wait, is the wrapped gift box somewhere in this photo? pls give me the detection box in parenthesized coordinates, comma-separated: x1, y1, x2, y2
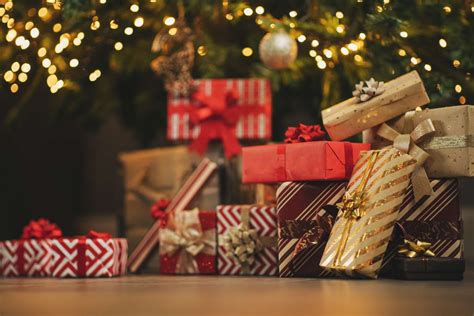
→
(49, 236, 128, 278)
(322, 71, 430, 141)
(167, 79, 272, 141)
(242, 142, 370, 183)
(392, 257, 465, 280)
(0, 239, 52, 277)
(159, 209, 216, 275)
(363, 105, 473, 177)
(320, 147, 417, 278)
(217, 205, 278, 276)
(277, 181, 346, 278)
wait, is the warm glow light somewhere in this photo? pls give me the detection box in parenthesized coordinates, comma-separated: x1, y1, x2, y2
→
(335, 11, 344, 19)
(134, 17, 144, 27)
(443, 6, 451, 13)
(336, 25, 344, 33)
(439, 38, 447, 48)
(453, 60, 461, 68)
(311, 40, 319, 47)
(18, 73, 27, 82)
(25, 21, 34, 30)
(53, 23, 62, 32)
(4, 1, 13, 11)
(398, 49, 406, 56)
(73, 38, 81, 46)
(197, 45, 207, 56)
(91, 20, 100, 30)
(317, 60, 327, 69)
(42, 58, 52, 68)
(410, 57, 419, 65)
(114, 42, 123, 51)
(347, 43, 358, 51)
(255, 6, 264, 15)
(459, 96, 466, 104)
(20, 39, 30, 50)
(297, 35, 306, 43)
(315, 55, 323, 62)
(130, 4, 139, 12)
(30, 27, 40, 38)
(69, 59, 79, 68)
(341, 47, 349, 55)
(289, 10, 297, 18)
(164, 16, 175, 26)
(455, 84, 462, 93)
(110, 20, 119, 29)
(48, 65, 57, 74)
(77, 32, 85, 40)
(124, 27, 133, 35)
(359, 33, 366, 40)
(47, 74, 58, 87)
(400, 31, 408, 38)
(15, 36, 25, 46)
(424, 64, 432, 71)
(11, 62, 20, 72)
(21, 63, 31, 73)
(4, 70, 14, 82)
(6, 29, 16, 41)
(323, 49, 333, 58)
(242, 47, 253, 56)
(168, 27, 177, 35)
(243, 7, 253, 16)
(38, 47, 47, 57)
(38, 7, 48, 18)
(309, 50, 317, 57)
(354, 54, 363, 62)
(225, 13, 233, 20)
(11, 83, 19, 93)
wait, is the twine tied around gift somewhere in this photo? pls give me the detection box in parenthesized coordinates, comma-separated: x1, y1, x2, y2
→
(375, 111, 436, 201)
(220, 206, 277, 275)
(159, 208, 216, 274)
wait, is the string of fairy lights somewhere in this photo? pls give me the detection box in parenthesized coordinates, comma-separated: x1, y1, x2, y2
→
(0, 0, 472, 105)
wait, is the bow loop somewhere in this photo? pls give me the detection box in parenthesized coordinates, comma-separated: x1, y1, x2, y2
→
(398, 239, 436, 258)
(21, 218, 63, 240)
(336, 192, 367, 221)
(284, 124, 326, 143)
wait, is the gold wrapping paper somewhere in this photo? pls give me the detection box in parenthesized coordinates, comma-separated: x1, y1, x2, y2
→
(322, 71, 430, 141)
(320, 147, 417, 278)
(363, 105, 474, 177)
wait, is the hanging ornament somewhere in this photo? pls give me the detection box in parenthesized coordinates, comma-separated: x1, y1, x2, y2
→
(150, 15, 195, 95)
(259, 31, 298, 70)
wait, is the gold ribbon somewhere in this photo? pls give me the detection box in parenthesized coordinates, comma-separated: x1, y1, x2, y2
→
(336, 192, 367, 221)
(375, 111, 436, 201)
(219, 206, 276, 275)
(159, 208, 216, 274)
(398, 239, 436, 258)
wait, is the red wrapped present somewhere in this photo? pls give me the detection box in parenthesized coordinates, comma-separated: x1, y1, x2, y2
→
(277, 181, 344, 278)
(49, 231, 128, 278)
(0, 219, 62, 277)
(242, 141, 370, 183)
(217, 205, 278, 276)
(159, 208, 216, 274)
(167, 79, 272, 158)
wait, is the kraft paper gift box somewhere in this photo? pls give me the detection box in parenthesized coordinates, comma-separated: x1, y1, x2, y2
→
(242, 142, 370, 183)
(363, 105, 474, 177)
(277, 181, 346, 278)
(322, 71, 430, 141)
(320, 147, 418, 278)
(217, 205, 278, 276)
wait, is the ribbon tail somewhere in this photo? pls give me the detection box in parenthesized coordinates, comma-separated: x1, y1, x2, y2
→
(411, 166, 434, 202)
(189, 126, 212, 156)
(219, 123, 241, 158)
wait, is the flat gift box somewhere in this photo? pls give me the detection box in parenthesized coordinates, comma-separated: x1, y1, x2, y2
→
(167, 79, 272, 141)
(217, 205, 278, 276)
(322, 71, 430, 141)
(392, 257, 465, 280)
(277, 181, 346, 278)
(0, 239, 52, 277)
(363, 105, 473, 177)
(320, 147, 417, 278)
(49, 237, 128, 278)
(242, 141, 370, 183)
(159, 210, 217, 275)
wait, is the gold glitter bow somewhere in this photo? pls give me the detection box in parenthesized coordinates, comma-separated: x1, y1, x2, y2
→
(376, 111, 436, 201)
(336, 192, 367, 221)
(398, 239, 436, 258)
(159, 208, 216, 274)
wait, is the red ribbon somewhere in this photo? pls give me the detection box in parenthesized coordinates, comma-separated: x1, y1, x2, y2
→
(188, 88, 242, 158)
(21, 218, 62, 240)
(86, 230, 112, 239)
(150, 198, 171, 226)
(284, 124, 326, 144)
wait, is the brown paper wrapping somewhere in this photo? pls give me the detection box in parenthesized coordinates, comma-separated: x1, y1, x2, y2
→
(363, 105, 473, 177)
(320, 147, 417, 278)
(322, 71, 430, 141)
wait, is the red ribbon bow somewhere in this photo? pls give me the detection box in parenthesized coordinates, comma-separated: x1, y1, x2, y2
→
(151, 198, 171, 226)
(188, 88, 242, 158)
(21, 218, 63, 239)
(284, 124, 326, 143)
(86, 230, 112, 239)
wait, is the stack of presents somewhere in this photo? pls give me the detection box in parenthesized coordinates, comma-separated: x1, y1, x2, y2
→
(2, 73, 471, 279)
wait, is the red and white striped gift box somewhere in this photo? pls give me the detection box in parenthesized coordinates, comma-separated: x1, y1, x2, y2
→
(0, 239, 52, 277)
(49, 238, 127, 278)
(167, 79, 272, 141)
(217, 205, 278, 276)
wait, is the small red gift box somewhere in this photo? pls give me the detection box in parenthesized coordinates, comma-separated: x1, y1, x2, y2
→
(49, 232, 128, 278)
(159, 209, 217, 274)
(242, 141, 370, 183)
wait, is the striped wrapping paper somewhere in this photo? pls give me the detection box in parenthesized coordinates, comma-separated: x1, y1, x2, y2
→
(320, 147, 417, 278)
(128, 158, 218, 273)
(0, 239, 52, 277)
(217, 205, 278, 276)
(277, 181, 346, 278)
(167, 79, 272, 140)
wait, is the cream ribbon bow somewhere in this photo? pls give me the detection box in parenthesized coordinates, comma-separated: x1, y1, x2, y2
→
(159, 208, 216, 274)
(375, 111, 436, 201)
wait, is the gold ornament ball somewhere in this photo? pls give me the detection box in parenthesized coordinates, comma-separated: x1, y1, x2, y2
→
(259, 31, 298, 69)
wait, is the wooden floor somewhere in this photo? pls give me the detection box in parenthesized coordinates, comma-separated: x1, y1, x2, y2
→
(1, 271, 473, 316)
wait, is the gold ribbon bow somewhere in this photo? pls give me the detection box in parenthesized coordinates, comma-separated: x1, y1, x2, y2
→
(375, 111, 436, 201)
(336, 192, 367, 221)
(159, 208, 216, 274)
(398, 239, 436, 258)
(219, 206, 276, 275)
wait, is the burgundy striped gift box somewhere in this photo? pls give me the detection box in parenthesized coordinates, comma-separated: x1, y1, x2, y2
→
(277, 181, 346, 278)
(167, 79, 272, 141)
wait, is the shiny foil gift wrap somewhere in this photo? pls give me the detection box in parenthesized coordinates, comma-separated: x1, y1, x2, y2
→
(320, 147, 417, 278)
(322, 71, 430, 141)
(277, 181, 345, 278)
(363, 105, 474, 177)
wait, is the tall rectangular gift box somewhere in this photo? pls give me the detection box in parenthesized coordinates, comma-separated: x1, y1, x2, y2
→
(159, 209, 217, 275)
(217, 205, 278, 276)
(322, 71, 430, 141)
(363, 105, 473, 177)
(320, 147, 418, 278)
(277, 181, 346, 277)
